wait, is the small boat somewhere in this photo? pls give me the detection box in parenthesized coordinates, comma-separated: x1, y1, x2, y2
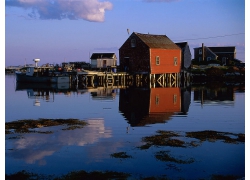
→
(15, 59, 70, 84)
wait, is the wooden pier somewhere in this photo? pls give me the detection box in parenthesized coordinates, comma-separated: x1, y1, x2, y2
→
(71, 70, 191, 89)
(73, 70, 129, 89)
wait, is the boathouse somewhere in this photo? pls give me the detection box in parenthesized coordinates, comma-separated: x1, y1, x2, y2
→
(119, 32, 181, 74)
(90, 53, 117, 70)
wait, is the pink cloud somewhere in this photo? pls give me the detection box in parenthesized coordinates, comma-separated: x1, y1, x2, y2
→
(5, 0, 113, 22)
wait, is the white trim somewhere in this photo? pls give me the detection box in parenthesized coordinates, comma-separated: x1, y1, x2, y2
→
(174, 57, 178, 66)
(131, 39, 136, 47)
(156, 56, 160, 65)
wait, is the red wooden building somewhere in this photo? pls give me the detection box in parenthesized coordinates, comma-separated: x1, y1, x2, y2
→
(119, 32, 182, 74)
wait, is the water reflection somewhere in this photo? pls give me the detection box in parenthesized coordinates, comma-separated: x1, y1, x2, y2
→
(16, 82, 72, 106)
(90, 88, 117, 100)
(6, 77, 245, 179)
(6, 118, 111, 165)
(192, 83, 245, 106)
(119, 87, 191, 126)
(15, 81, 244, 125)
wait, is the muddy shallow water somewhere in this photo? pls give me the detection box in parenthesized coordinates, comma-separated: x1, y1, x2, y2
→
(5, 74, 245, 179)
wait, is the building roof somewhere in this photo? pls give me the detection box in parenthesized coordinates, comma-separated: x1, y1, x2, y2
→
(207, 46, 235, 53)
(90, 53, 116, 59)
(205, 47, 218, 57)
(194, 46, 236, 53)
(134, 32, 180, 49)
(175, 42, 188, 49)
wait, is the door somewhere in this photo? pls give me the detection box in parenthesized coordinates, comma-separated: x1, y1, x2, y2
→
(124, 57, 130, 72)
(103, 60, 107, 68)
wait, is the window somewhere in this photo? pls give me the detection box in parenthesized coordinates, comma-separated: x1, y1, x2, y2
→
(207, 57, 211, 61)
(155, 96, 159, 105)
(222, 57, 227, 65)
(131, 39, 136, 47)
(156, 56, 160, 65)
(103, 60, 107, 68)
(174, 57, 177, 66)
(173, 94, 177, 104)
(199, 49, 202, 54)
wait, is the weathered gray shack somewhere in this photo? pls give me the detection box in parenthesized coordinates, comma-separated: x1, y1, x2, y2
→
(175, 42, 192, 70)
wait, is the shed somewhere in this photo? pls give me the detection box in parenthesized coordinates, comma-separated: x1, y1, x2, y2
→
(175, 42, 192, 70)
(119, 32, 182, 74)
(90, 53, 117, 69)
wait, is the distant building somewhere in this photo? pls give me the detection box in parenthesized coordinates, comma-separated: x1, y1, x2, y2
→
(90, 53, 117, 69)
(119, 32, 182, 74)
(193, 44, 236, 65)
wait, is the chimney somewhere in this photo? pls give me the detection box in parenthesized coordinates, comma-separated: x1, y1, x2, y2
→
(202, 43, 204, 61)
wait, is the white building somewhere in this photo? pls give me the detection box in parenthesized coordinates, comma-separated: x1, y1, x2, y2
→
(90, 53, 117, 69)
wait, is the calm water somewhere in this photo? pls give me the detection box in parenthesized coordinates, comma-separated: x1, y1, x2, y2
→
(5, 74, 245, 179)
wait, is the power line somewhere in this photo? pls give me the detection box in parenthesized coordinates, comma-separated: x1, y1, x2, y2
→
(173, 33, 245, 41)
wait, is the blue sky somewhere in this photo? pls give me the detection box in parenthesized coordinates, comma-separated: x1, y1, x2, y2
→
(4, 0, 246, 66)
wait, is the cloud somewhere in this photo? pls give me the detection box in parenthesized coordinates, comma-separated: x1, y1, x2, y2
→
(5, 0, 113, 22)
(6, 119, 112, 164)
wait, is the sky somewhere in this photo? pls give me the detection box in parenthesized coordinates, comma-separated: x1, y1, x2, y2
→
(4, 0, 246, 67)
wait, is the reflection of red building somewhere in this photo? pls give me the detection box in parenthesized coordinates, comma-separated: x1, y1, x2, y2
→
(149, 88, 181, 113)
(119, 87, 190, 126)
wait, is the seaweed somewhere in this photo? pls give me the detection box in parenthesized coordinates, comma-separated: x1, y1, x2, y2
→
(110, 152, 132, 159)
(5, 118, 88, 134)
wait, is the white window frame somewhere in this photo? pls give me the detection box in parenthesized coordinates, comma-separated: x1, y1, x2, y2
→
(174, 57, 177, 66)
(131, 39, 136, 48)
(156, 56, 160, 65)
(173, 94, 177, 104)
(155, 95, 159, 105)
